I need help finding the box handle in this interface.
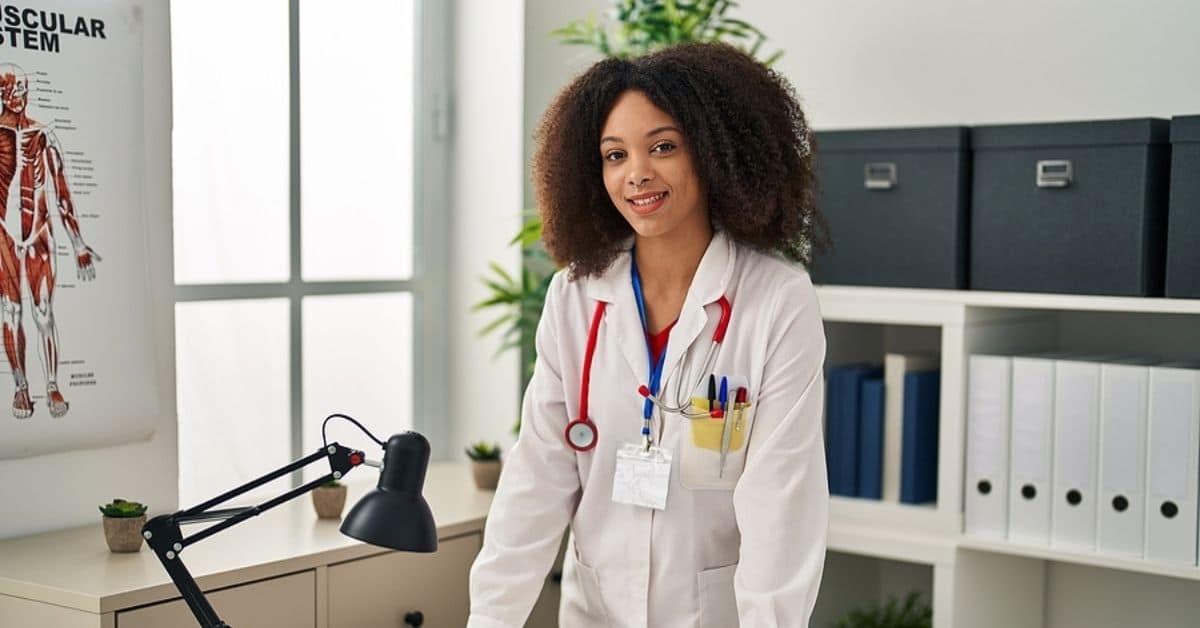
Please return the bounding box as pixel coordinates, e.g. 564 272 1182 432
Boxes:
1036 159 1073 188
864 162 897 190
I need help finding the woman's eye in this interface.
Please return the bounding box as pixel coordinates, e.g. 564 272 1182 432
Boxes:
653 142 676 154
604 150 625 161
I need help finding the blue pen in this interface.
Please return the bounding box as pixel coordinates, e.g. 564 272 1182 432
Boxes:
718 376 728 416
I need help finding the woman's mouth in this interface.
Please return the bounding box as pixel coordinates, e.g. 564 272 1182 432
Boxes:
627 191 668 215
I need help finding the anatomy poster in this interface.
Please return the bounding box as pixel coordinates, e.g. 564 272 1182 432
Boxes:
0 0 157 459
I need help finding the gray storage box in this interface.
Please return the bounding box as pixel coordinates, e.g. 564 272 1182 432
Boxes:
1167 115 1200 298
812 127 970 289
970 118 1170 296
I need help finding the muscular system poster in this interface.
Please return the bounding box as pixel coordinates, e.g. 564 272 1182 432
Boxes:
0 0 157 459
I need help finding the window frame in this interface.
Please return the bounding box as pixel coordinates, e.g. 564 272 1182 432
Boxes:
173 0 452 488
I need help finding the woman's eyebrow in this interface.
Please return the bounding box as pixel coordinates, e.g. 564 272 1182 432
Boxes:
600 125 682 145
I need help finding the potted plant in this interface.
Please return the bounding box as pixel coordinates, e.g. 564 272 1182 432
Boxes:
834 592 932 628
311 479 348 520
98 498 148 553
466 441 503 490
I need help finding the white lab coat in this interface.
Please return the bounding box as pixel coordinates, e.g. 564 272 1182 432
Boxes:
468 230 828 628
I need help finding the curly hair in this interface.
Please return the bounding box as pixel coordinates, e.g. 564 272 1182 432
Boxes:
532 41 827 279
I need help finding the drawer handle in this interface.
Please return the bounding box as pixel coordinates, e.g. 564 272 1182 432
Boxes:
1036 159 1072 188
404 610 425 626
864 162 897 190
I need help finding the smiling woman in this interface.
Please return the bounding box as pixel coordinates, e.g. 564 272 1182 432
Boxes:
470 42 832 628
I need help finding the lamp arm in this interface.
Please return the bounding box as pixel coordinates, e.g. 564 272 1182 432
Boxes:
142 443 367 628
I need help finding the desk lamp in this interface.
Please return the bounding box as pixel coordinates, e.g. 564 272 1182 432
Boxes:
142 414 437 628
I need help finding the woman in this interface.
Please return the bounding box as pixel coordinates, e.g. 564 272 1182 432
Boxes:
469 42 829 627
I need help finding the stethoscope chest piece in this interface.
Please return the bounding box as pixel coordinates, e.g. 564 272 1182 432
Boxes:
565 418 598 451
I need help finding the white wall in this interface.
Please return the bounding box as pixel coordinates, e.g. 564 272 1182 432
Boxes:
524 0 1200 138
448 0 526 454
0 0 177 539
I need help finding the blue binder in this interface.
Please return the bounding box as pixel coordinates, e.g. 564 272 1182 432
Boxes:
858 377 885 499
826 365 882 497
901 370 941 504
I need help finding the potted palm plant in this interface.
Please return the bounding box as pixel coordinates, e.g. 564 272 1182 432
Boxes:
311 479 348 519
466 441 503 490
835 592 932 628
99 498 148 553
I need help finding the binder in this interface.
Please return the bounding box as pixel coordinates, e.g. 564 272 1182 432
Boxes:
826 365 882 497
858 377 885 500
883 353 939 502
1008 355 1059 546
1051 358 1103 552
900 370 940 504
1144 363 1200 565
1097 360 1152 558
965 354 1012 539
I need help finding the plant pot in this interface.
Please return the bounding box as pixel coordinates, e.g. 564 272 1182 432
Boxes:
312 485 348 519
471 460 502 490
103 515 146 553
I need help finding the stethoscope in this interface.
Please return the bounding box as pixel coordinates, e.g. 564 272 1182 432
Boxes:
564 255 734 452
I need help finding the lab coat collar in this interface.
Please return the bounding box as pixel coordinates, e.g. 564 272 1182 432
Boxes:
584 230 737 396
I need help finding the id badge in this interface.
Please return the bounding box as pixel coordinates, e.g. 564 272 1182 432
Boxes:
612 442 672 510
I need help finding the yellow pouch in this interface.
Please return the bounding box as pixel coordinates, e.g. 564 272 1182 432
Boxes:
688 398 750 452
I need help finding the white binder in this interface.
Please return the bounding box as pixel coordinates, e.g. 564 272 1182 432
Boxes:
1144 363 1200 565
1051 357 1103 552
1097 360 1152 558
965 354 1011 538
1008 355 1058 546
882 353 939 503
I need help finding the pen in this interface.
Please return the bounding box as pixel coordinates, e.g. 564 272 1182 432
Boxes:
719 387 749 478
717 376 728 418
734 387 747 431
707 374 716 412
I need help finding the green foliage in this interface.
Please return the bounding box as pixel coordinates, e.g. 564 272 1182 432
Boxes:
465 441 503 461
98 498 148 518
833 592 932 628
551 0 782 65
320 479 343 489
476 1 781 434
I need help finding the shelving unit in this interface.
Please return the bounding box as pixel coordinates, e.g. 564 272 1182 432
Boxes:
815 285 1200 628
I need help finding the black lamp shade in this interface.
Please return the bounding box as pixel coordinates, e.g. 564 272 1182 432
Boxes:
340 432 438 553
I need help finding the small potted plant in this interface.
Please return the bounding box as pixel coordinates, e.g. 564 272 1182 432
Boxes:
99 498 148 553
312 479 348 519
466 441 502 490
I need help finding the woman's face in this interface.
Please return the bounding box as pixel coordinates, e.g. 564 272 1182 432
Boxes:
600 90 707 241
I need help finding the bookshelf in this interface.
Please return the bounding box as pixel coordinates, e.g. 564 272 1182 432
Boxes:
814 285 1200 628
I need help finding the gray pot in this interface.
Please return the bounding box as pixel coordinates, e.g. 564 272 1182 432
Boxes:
103 515 146 553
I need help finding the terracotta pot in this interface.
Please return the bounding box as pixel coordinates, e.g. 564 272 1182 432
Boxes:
472 460 502 490
103 515 146 553
312 484 348 519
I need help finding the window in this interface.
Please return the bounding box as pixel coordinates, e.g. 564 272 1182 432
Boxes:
172 0 448 504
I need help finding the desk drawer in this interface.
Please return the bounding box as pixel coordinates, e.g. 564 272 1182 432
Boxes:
329 533 481 628
117 569 315 628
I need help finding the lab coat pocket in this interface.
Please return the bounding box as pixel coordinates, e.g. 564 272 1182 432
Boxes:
698 562 739 628
679 376 753 490
563 545 610 625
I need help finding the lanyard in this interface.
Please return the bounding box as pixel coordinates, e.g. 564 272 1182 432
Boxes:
630 254 667 443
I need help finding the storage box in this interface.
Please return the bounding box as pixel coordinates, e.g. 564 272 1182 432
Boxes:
970 118 1170 297
812 127 970 289
1166 115 1200 298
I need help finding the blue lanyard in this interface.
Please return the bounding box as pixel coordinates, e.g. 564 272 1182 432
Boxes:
631 254 667 432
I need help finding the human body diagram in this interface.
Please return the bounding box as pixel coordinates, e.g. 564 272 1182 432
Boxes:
0 63 99 419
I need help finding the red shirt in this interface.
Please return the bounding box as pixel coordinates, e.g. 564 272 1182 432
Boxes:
647 320 676 365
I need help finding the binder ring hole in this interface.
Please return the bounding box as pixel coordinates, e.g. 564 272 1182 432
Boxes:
1162 501 1179 519
977 480 992 495
1112 495 1129 512
1066 489 1082 506
1021 484 1036 500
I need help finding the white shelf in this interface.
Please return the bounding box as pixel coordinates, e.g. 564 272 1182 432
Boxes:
958 537 1200 582
828 519 957 567
816 284 1200 317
